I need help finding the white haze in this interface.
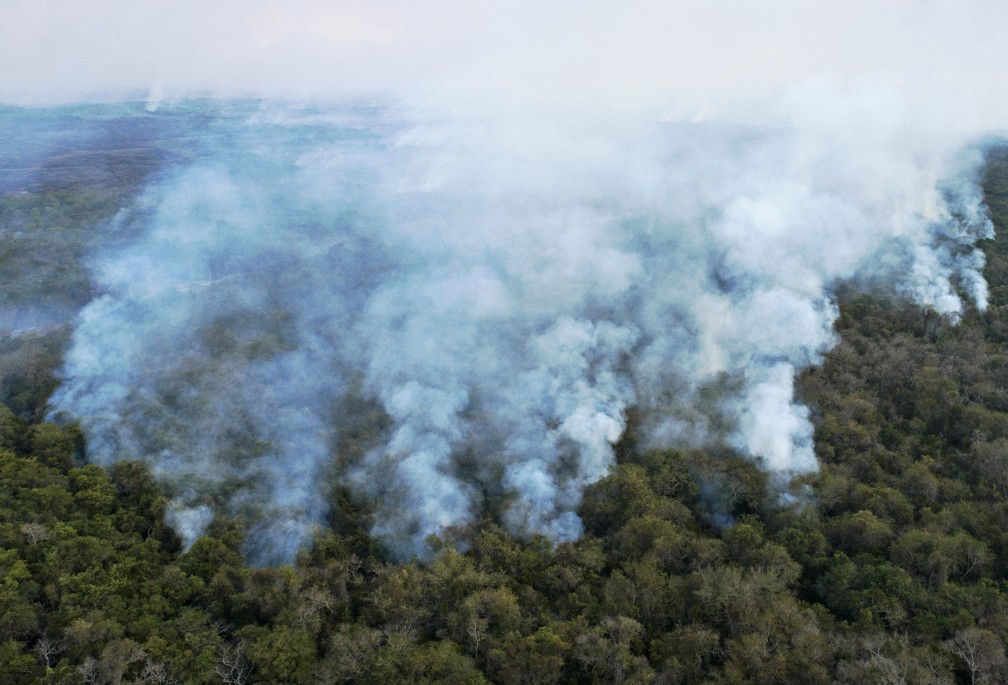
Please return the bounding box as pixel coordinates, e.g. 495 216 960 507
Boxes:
2 1 1007 126
4 2 1005 559
42 101 994 561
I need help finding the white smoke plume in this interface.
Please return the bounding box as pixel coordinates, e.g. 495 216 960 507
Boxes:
34 97 996 561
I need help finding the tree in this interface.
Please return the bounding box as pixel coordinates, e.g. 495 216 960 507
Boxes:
0 639 43 685
485 625 570 685
313 624 381 683
216 641 251 685
649 624 720 684
0 551 35 641
572 616 653 685
33 633 62 669
945 627 1006 685
236 625 315 684
29 422 78 471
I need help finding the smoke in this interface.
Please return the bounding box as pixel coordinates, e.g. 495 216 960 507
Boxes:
40 97 995 561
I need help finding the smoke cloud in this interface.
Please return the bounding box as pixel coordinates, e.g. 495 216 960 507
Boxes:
33 97 994 561
4 0 1002 566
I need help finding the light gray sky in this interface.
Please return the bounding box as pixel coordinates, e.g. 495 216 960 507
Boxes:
1 1 1007 129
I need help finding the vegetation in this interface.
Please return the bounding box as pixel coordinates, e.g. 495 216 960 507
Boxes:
0 136 168 330
2 143 1008 682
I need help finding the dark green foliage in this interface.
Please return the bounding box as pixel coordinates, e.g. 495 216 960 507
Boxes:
0 329 68 422
4 145 1008 682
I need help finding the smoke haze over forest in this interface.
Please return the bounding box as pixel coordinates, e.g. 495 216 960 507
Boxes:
3 2 1008 561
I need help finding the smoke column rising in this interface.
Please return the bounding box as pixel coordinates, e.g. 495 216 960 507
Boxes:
45 99 995 561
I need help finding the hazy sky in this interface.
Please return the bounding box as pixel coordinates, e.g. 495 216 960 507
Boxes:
2 0 1007 126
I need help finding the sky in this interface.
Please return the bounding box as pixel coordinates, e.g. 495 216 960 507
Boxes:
2 0 1007 128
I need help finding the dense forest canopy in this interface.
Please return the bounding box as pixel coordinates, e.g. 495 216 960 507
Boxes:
0 103 1007 684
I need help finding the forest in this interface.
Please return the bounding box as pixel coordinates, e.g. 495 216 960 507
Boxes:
2 121 1008 684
